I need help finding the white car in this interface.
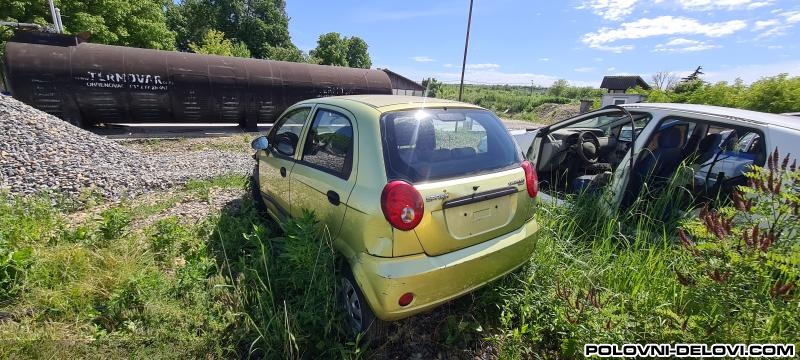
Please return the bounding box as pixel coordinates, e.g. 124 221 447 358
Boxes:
513 103 800 208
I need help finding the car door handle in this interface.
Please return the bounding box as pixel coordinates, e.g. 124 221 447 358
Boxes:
280 167 287 177
327 190 340 206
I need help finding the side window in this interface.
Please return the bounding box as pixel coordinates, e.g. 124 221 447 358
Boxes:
271 107 311 156
301 109 354 178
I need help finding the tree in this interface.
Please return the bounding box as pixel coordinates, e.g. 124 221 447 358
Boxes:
651 71 679 90
1 0 176 50
167 0 294 59
421 78 442 98
188 29 250 58
309 32 349 66
548 79 569 97
682 66 705 82
263 43 306 62
345 37 371 69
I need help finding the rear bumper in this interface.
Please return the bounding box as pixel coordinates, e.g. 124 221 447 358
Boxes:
350 218 539 321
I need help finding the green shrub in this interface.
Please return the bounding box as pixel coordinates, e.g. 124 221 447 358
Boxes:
674 150 799 341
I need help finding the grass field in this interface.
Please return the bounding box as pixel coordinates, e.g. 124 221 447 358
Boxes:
0 157 797 358
435 83 604 123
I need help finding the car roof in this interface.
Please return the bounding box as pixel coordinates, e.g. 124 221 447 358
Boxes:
296 95 483 112
621 103 800 131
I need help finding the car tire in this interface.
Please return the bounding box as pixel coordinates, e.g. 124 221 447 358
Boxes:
251 163 267 213
340 265 388 342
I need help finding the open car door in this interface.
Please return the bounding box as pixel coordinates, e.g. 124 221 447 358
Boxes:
513 108 646 202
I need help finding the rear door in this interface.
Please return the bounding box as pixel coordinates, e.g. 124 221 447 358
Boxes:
257 106 312 221
381 108 533 256
289 106 358 238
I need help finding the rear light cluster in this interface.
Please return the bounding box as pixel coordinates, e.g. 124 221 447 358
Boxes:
521 161 539 198
381 180 424 231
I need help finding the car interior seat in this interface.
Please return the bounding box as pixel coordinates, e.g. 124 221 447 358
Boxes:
695 133 724 165
627 125 685 196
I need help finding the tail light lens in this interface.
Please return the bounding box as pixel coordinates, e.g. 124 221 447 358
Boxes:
521 160 539 198
381 181 424 231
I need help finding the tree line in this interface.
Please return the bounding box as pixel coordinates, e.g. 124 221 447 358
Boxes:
0 0 371 68
633 72 800 114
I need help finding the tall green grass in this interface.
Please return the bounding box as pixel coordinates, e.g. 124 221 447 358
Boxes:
1 159 796 358
484 160 800 358
0 179 356 359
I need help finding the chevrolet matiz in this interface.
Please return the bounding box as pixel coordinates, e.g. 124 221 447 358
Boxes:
250 95 539 337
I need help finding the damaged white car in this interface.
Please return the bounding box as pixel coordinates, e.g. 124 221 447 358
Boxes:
513 103 800 208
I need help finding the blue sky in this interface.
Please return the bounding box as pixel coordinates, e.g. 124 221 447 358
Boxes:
286 0 800 87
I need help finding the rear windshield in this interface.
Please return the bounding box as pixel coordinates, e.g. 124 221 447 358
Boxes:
380 108 521 183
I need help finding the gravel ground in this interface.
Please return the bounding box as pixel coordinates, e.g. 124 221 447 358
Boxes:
0 96 252 202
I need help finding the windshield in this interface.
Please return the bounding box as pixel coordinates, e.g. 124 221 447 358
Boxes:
380 108 521 183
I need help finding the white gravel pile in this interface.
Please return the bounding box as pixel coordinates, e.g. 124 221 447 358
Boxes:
0 95 251 201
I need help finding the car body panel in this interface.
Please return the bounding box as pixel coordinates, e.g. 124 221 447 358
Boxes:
353 217 539 321
414 168 533 256
256 105 315 220
289 104 359 238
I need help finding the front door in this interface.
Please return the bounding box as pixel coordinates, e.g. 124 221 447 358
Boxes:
289 106 358 238
257 106 312 221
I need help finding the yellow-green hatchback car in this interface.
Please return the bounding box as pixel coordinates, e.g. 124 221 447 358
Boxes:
250 95 539 336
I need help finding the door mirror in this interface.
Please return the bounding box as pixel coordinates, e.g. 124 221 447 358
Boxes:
251 136 270 151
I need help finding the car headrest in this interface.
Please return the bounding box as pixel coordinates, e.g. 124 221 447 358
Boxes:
394 119 435 151
658 126 683 149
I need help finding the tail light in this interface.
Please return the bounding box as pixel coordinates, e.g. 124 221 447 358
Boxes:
521 160 539 198
381 181 424 231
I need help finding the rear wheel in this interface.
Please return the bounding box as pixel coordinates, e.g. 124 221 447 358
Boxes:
251 163 267 212
340 265 388 342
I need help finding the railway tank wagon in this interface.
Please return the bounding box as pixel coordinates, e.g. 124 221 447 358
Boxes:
1 31 394 130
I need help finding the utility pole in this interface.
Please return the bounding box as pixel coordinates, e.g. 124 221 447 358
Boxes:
530 80 534 96
47 0 60 32
458 0 474 102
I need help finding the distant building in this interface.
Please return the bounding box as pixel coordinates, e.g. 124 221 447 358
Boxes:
600 75 650 107
380 69 426 96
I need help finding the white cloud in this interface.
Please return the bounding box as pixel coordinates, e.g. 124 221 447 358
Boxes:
783 11 800 23
653 38 720 52
607 67 617 72
582 16 747 51
752 12 800 38
465 63 501 70
574 67 596 72
754 19 780 30
677 0 774 11
577 0 639 21
412 56 435 62
442 63 453 68
593 44 636 53
539 57 550 62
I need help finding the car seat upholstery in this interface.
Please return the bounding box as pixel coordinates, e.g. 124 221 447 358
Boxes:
695 133 723 164
628 125 685 195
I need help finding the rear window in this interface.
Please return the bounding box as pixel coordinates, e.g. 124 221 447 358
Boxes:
380 108 521 183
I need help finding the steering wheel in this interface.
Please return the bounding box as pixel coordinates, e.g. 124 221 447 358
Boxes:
574 131 600 164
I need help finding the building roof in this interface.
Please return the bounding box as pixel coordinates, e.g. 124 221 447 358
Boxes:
380 69 426 91
621 103 800 131
600 76 651 91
